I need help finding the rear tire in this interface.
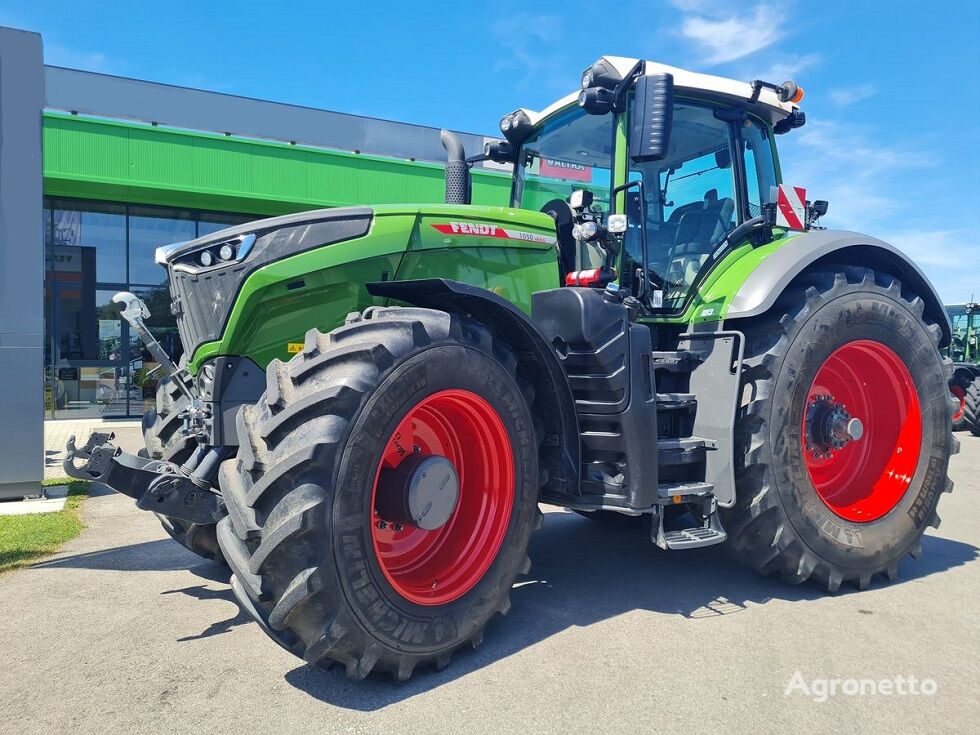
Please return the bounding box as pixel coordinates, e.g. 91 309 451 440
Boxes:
723 267 955 591
964 376 980 436
949 382 967 431
218 307 544 679
143 374 224 565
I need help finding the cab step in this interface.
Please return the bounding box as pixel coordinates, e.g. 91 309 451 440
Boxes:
657 481 713 499
659 526 727 550
653 500 728 550
656 392 697 410
658 437 710 465
650 350 703 373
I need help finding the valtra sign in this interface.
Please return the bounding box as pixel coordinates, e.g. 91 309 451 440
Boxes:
539 157 592 182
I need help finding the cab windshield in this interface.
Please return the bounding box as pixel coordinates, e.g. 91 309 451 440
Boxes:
624 101 777 311
512 106 614 214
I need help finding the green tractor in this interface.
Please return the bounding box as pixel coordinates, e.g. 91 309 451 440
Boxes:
65 57 956 680
946 301 980 433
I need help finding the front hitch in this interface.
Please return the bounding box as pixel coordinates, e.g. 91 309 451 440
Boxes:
64 432 224 525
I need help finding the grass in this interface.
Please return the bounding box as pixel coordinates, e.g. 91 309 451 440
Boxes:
0 477 91 574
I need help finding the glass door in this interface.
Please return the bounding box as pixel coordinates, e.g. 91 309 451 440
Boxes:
50 283 132 419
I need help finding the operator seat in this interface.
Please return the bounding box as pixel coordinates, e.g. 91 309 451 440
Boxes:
666 189 734 293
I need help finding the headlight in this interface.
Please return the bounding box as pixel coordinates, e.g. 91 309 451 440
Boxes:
607 214 628 233
499 109 532 144
573 221 599 241
170 233 256 274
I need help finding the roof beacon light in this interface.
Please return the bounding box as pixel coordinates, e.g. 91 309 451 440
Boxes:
778 80 804 104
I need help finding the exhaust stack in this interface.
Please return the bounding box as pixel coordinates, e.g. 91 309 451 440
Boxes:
440 130 471 205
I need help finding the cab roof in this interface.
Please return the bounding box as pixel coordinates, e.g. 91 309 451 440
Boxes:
525 56 798 126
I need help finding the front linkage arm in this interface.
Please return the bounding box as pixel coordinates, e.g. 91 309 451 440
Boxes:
63 432 224 525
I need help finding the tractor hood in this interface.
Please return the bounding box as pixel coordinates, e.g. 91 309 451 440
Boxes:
163 206 373 358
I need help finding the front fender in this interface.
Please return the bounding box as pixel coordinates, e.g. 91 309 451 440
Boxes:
366 278 580 497
724 230 952 347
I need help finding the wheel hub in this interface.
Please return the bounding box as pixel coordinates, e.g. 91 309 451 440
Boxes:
376 453 460 531
805 394 864 459
800 340 922 523
370 389 515 606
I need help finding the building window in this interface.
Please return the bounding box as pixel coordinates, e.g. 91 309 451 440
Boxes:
43 197 260 418
128 206 196 286
50 200 127 283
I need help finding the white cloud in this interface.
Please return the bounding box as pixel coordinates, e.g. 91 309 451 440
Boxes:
827 82 877 107
779 120 922 240
668 0 715 12
748 53 822 83
44 44 114 72
678 5 783 65
491 14 569 93
779 120 977 302
880 229 980 303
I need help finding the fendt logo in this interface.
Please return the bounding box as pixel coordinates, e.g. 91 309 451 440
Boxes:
443 221 498 236
430 222 557 245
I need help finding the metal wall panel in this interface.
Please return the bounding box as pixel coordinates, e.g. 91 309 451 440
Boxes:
44 66 495 166
0 27 44 498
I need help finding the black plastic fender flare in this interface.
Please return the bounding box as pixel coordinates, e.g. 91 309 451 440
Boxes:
367 278 580 498
724 230 952 347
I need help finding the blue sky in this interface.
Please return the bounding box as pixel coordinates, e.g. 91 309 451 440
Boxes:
3 0 979 301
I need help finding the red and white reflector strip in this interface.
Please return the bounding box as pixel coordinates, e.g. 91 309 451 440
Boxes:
565 267 615 287
431 222 556 244
772 184 807 230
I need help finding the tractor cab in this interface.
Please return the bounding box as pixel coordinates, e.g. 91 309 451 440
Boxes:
501 56 803 312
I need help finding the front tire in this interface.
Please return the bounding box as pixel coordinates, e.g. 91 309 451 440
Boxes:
218 307 543 679
723 267 955 591
143 375 224 565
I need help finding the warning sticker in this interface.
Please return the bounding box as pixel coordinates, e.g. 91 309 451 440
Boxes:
286 343 304 353
772 184 807 230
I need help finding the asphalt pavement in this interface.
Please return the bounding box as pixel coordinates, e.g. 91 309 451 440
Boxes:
1 428 977 734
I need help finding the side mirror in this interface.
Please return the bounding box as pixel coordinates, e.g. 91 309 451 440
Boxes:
629 73 673 163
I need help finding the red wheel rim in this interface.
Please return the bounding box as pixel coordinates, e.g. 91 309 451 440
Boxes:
951 384 966 422
370 389 514 605
801 340 922 523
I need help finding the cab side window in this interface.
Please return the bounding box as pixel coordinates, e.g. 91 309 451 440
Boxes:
627 102 737 306
741 118 778 217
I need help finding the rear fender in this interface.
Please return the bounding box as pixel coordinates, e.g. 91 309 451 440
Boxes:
724 230 952 347
367 278 580 497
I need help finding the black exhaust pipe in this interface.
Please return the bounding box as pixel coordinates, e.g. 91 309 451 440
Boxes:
440 129 471 205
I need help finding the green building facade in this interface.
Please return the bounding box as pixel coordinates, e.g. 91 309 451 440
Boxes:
43 78 508 419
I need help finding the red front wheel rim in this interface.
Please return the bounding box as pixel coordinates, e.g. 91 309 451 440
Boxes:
950 384 966 422
801 340 922 523
370 389 515 605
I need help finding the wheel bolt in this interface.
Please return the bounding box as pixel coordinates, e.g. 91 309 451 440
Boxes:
393 524 404 532
376 520 388 530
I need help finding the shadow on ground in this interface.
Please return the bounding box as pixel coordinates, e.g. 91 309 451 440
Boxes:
32 509 979 710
